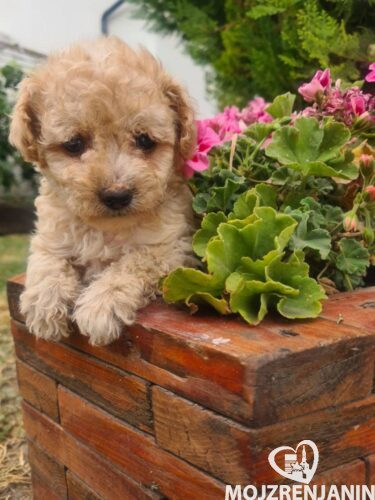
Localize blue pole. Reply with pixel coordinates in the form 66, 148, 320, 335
101, 0, 125, 35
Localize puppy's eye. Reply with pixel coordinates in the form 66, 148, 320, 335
62, 135, 86, 155
135, 133, 156, 151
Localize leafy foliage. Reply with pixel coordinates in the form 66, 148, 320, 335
128, 0, 374, 105
0, 64, 35, 192
163, 82, 375, 324
163, 187, 326, 323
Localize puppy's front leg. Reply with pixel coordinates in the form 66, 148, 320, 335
74, 248, 167, 345
21, 237, 81, 341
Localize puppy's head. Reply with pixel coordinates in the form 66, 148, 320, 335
10, 37, 196, 229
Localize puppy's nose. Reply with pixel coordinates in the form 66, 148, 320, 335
99, 189, 134, 210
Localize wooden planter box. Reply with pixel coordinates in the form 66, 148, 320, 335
7, 274, 375, 498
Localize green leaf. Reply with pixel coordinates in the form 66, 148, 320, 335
336, 239, 370, 276
266, 92, 296, 119
267, 253, 326, 318
239, 250, 281, 280
265, 117, 356, 179
229, 184, 277, 220
246, 122, 275, 142
192, 212, 227, 257
226, 273, 297, 325
206, 224, 249, 281
162, 268, 223, 302
318, 122, 351, 162
276, 276, 326, 318
254, 183, 277, 208
206, 207, 297, 283
230, 191, 258, 220
186, 292, 231, 315
292, 212, 331, 259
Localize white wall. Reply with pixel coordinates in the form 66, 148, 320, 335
0, 0, 217, 117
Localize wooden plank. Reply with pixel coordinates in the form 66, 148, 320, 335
9, 275, 375, 426
22, 402, 163, 499
153, 387, 375, 486
28, 440, 67, 500
58, 387, 226, 499
16, 359, 59, 421
366, 454, 375, 486
12, 321, 152, 433
252, 395, 375, 485
153, 386, 252, 484
6, 273, 25, 322
321, 287, 375, 331
248, 332, 374, 425
63, 327, 253, 425
66, 472, 101, 500
311, 460, 366, 486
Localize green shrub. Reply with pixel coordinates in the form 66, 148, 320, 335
0, 64, 35, 193
129, 0, 375, 106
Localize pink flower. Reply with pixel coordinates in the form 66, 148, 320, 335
365, 186, 375, 201
183, 120, 221, 178
298, 78, 325, 102
360, 154, 374, 172
195, 120, 222, 153
365, 63, 375, 83
343, 212, 359, 231
208, 106, 243, 140
350, 95, 366, 115
314, 69, 331, 89
240, 97, 272, 124
298, 69, 331, 102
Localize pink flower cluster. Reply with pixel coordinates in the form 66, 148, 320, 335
365, 63, 375, 83
298, 68, 375, 126
184, 98, 271, 178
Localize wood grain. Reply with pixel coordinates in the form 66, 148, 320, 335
311, 460, 366, 486
6, 273, 25, 323
23, 402, 163, 500
9, 275, 375, 426
152, 387, 375, 486
16, 360, 59, 422
58, 387, 226, 499
366, 454, 375, 486
153, 386, 252, 484
252, 395, 375, 485
66, 472, 101, 500
28, 440, 67, 500
12, 321, 153, 433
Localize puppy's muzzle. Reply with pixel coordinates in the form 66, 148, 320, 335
99, 188, 134, 211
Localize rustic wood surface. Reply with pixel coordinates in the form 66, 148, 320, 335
12, 321, 153, 433
16, 359, 59, 422
7, 273, 375, 496
58, 387, 226, 499
152, 386, 375, 486
8, 274, 375, 426
66, 472, 101, 500
22, 402, 163, 499
311, 460, 367, 486
28, 441, 67, 500
367, 455, 375, 484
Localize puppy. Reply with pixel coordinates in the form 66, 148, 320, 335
10, 37, 196, 346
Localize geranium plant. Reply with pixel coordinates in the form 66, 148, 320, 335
162, 68, 375, 325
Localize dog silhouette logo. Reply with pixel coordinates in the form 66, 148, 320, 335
268, 440, 319, 484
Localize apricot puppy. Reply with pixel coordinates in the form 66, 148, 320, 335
10, 37, 196, 345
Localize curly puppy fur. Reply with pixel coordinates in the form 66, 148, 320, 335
10, 37, 197, 345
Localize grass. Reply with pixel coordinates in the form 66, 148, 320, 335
0, 234, 31, 499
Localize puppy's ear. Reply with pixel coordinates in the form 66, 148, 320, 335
9, 77, 41, 163
163, 78, 196, 161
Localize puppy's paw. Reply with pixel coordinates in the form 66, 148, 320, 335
73, 288, 137, 346
20, 288, 70, 341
